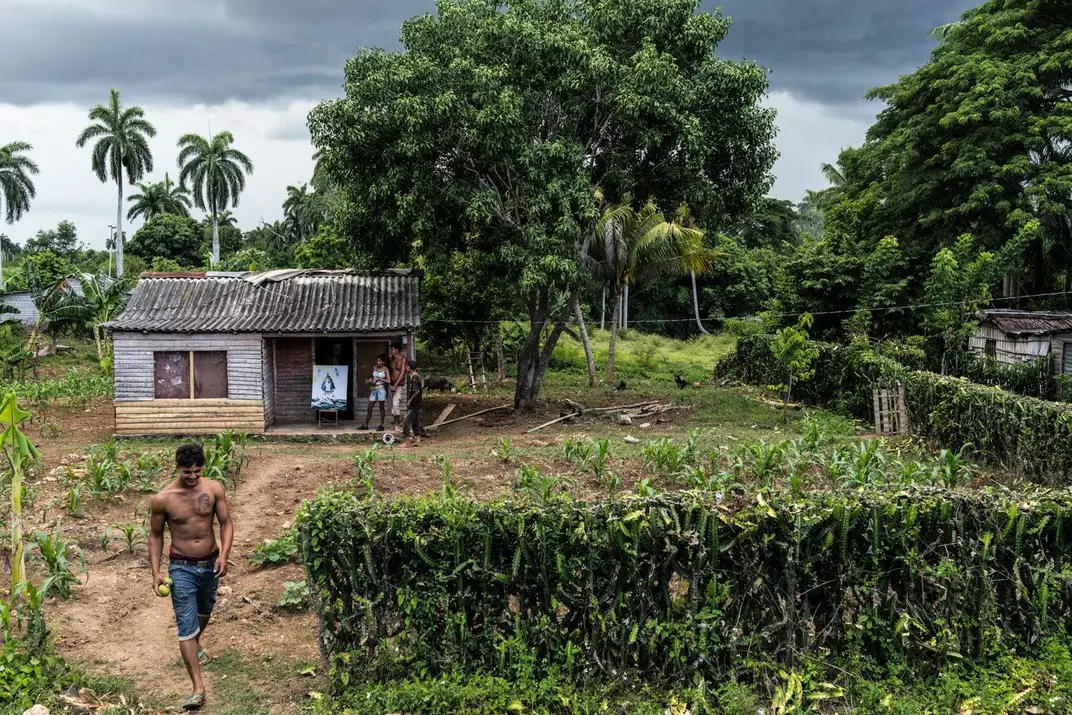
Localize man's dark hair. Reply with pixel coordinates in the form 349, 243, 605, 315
175, 443, 205, 468
408, 359, 418, 370
391, 342, 404, 352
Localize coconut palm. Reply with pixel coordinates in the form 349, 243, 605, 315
594, 201, 717, 383
177, 131, 254, 264
75, 89, 157, 278
127, 173, 192, 221
283, 183, 325, 244
0, 141, 39, 224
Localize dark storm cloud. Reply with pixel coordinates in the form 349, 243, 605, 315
711, 0, 978, 103
0, 0, 975, 107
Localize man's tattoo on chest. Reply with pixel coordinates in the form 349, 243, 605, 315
195, 493, 213, 514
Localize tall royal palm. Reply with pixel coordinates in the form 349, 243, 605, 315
75, 89, 156, 278
127, 172, 192, 221
0, 141, 39, 225
177, 131, 254, 264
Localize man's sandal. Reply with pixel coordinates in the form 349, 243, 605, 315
197, 648, 211, 666
183, 693, 205, 710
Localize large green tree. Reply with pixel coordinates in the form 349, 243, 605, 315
0, 142, 38, 225
176, 131, 254, 265
127, 214, 204, 268
310, 0, 776, 409
25, 220, 79, 256
75, 89, 156, 279
829, 0, 1072, 298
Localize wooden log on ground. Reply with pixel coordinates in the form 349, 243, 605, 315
429, 404, 457, 428
425, 404, 512, 431
526, 411, 581, 433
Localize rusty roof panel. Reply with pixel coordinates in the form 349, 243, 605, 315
105, 270, 420, 333
981, 310, 1072, 336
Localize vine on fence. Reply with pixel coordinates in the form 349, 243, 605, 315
299, 487, 1072, 691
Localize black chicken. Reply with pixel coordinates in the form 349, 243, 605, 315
674, 374, 688, 389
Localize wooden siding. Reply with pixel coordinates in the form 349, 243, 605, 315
113, 332, 263, 402
115, 399, 265, 435
968, 325, 1050, 366
273, 337, 314, 423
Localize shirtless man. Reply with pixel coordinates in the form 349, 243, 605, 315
149, 443, 234, 711
388, 342, 408, 432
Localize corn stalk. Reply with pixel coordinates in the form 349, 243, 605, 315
1, 391, 39, 597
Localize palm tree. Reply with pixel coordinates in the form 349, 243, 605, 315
75, 89, 156, 278
594, 201, 716, 383
283, 183, 325, 245
177, 131, 254, 264
105, 229, 117, 279
127, 173, 192, 221
0, 141, 39, 225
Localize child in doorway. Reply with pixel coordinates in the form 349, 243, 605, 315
359, 355, 391, 431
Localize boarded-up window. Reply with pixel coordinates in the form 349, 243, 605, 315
154, 352, 190, 399
985, 339, 997, 359
154, 351, 228, 399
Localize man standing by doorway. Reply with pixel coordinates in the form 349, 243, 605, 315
149, 444, 234, 711
388, 342, 408, 433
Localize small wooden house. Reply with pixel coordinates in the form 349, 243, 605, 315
2, 274, 112, 327
105, 269, 421, 436
969, 309, 1072, 374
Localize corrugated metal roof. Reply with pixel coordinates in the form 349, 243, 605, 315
104, 269, 421, 333
981, 309, 1072, 336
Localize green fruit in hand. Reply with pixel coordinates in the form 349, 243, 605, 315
157, 583, 171, 597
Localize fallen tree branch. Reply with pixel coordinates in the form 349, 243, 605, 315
526, 411, 581, 433
426, 404, 512, 431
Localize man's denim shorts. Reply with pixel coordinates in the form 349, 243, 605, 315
168, 559, 219, 641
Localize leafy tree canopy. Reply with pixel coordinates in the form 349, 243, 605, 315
127, 214, 203, 268
310, 0, 777, 408
24, 220, 79, 256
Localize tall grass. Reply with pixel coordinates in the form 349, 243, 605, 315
549, 329, 735, 382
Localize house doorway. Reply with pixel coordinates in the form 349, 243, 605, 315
314, 337, 355, 421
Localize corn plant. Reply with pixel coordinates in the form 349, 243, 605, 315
589, 438, 610, 482
437, 456, 458, 499
514, 465, 572, 504
27, 522, 85, 599
109, 522, 147, 555
492, 437, 516, 463
561, 438, 593, 465
1, 392, 39, 599
351, 447, 378, 499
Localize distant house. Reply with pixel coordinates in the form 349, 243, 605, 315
1, 274, 110, 327
103, 269, 421, 436
969, 309, 1072, 374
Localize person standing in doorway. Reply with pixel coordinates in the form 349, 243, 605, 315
388, 342, 408, 433
149, 444, 234, 711
359, 354, 390, 431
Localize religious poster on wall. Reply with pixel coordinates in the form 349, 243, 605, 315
311, 364, 348, 410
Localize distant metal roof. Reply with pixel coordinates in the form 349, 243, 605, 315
104, 269, 421, 333
980, 309, 1072, 336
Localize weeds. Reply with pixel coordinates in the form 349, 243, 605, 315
250, 529, 299, 568
352, 447, 378, 498
277, 580, 310, 612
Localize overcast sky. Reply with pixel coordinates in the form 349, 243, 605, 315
0, 0, 976, 249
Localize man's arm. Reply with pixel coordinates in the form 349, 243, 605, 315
148, 494, 168, 591
213, 482, 234, 577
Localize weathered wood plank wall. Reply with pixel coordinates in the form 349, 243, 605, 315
113, 332, 263, 401
114, 399, 265, 435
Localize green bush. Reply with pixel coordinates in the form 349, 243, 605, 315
299, 487, 1072, 692
0, 640, 74, 711
720, 335, 1072, 482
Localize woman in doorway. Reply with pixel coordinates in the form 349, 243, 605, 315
359, 355, 391, 431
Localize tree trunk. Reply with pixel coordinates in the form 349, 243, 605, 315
574, 297, 597, 387
514, 291, 575, 410
212, 208, 221, 265
496, 327, 505, 382
607, 286, 622, 384
690, 270, 709, 335
600, 287, 606, 330
623, 282, 629, 330
115, 180, 125, 278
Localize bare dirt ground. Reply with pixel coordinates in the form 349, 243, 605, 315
23, 392, 694, 712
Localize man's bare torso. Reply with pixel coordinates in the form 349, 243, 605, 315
390, 352, 407, 385
159, 480, 220, 558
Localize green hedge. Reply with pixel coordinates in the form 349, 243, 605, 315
719, 335, 1072, 482
299, 489, 1072, 690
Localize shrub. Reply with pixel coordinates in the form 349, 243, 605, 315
720, 335, 1072, 483
298, 487, 1072, 691
0, 640, 74, 711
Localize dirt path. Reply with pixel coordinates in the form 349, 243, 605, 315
47, 447, 356, 712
